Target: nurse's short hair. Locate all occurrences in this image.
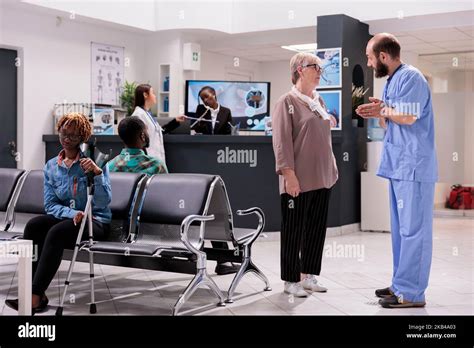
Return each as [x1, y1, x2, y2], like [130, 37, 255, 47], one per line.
[290, 52, 321, 85]
[371, 33, 401, 59]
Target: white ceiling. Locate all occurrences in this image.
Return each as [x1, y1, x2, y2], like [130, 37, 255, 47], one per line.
[6, 0, 474, 70]
[197, 25, 474, 70]
[16, 0, 474, 34]
[195, 26, 317, 62]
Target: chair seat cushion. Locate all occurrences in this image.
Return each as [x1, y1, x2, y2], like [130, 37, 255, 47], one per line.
[89, 240, 191, 257]
[89, 242, 159, 256]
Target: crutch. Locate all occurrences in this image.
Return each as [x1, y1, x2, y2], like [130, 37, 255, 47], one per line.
[56, 171, 97, 316]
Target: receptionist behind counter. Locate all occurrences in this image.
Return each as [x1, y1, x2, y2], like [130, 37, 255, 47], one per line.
[191, 86, 233, 135]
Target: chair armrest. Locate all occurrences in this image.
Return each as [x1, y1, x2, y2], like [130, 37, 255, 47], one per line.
[180, 214, 215, 254]
[127, 175, 148, 242]
[236, 207, 265, 245]
[5, 170, 29, 229]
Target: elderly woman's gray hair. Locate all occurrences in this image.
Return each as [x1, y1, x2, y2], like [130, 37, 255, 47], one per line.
[290, 52, 320, 85]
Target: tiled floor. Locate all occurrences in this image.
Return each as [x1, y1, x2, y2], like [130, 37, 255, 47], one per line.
[0, 217, 472, 316]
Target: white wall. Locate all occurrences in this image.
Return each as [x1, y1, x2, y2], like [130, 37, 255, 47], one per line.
[260, 60, 292, 113]
[143, 32, 182, 117]
[464, 71, 474, 185]
[192, 49, 262, 81]
[0, 5, 147, 170]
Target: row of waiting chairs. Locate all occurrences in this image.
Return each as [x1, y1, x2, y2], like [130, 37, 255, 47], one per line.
[0, 168, 271, 315]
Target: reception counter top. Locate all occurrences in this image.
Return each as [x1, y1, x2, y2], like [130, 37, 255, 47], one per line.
[43, 134, 359, 231]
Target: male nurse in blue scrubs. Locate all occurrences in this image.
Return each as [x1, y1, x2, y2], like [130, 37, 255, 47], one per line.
[356, 33, 438, 308]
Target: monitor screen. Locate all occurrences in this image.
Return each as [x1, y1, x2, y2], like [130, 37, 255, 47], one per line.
[185, 80, 271, 131]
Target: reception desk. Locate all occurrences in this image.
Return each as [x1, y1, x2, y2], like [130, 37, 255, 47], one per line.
[43, 134, 361, 231]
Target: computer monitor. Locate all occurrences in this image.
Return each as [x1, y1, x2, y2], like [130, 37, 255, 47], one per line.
[185, 80, 271, 131]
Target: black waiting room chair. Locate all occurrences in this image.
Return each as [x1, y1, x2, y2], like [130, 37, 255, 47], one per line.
[201, 175, 271, 303]
[86, 173, 225, 315]
[85, 173, 271, 315]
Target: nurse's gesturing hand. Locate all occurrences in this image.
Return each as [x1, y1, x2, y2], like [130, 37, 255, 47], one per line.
[356, 97, 384, 118]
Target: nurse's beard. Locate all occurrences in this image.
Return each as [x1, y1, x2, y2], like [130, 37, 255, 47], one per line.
[375, 59, 389, 78]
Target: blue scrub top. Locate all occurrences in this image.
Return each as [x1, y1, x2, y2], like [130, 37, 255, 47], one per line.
[377, 64, 438, 183]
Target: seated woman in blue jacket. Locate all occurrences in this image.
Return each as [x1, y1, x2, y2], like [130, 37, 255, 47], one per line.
[5, 113, 112, 314]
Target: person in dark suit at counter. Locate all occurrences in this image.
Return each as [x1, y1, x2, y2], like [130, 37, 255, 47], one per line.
[191, 86, 233, 135]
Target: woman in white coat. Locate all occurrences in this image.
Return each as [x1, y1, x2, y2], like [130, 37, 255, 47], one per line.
[131, 84, 185, 165]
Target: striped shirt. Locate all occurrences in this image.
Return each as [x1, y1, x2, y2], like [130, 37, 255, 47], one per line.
[108, 148, 168, 175]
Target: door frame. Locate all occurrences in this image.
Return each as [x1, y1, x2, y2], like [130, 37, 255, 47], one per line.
[0, 44, 24, 169]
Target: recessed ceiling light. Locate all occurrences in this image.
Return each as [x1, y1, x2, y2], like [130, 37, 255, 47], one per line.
[281, 43, 317, 53]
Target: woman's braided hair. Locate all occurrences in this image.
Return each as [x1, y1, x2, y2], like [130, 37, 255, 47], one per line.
[56, 112, 92, 142]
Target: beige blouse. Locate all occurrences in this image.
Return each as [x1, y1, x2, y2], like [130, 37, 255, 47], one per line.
[272, 92, 338, 195]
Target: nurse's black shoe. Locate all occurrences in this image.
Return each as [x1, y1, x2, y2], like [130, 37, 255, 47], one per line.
[375, 287, 394, 298]
[379, 294, 426, 308]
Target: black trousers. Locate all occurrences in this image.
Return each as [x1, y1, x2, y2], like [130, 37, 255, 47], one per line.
[280, 188, 331, 282]
[23, 215, 109, 296]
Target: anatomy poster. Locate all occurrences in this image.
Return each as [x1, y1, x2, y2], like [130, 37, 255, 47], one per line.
[91, 42, 124, 105]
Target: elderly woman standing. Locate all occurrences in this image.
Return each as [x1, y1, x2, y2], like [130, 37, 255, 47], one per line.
[272, 52, 338, 297]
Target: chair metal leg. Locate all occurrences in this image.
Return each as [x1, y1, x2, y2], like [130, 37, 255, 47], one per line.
[247, 260, 272, 291]
[172, 271, 202, 316]
[226, 257, 250, 303]
[201, 273, 226, 306]
[172, 269, 226, 316]
[226, 250, 272, 303]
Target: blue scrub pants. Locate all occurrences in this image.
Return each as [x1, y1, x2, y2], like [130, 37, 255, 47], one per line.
[388, 179, 435, 303]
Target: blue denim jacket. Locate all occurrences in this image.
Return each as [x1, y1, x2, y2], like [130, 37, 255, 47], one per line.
[44, 153, 112, 224]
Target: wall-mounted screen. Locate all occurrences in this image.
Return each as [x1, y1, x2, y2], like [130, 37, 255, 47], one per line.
[185, 80, 271, 131]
